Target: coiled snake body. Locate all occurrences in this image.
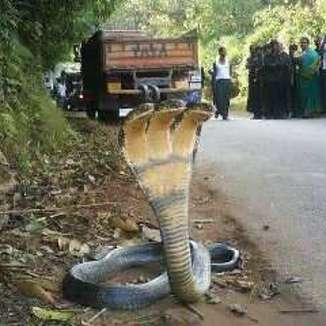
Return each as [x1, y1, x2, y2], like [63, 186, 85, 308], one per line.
[63, 101, 240, 310]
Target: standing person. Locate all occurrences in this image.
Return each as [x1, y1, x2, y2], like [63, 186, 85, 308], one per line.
[295, 37, 320, 118]
[246, 45, 263, 119]
[215, 46, 232, 120]
[314, 36, 322, 54]
[279, 43, 291, 118]
[289, 43, 299, 117]
[261, 43, 270, 118]
[263, 40, 285, 119]
[246, 45, 255, 115]
[320, 35, 326, 113]
[254, 45, 264, 119]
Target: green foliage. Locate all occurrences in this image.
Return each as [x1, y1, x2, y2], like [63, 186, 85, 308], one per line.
[0, 1, 120, 175]
[236, 0, 326, 97]
[108, 0, 264, 66]
[247, 1, 326, 47]
[108, 0, 325, 103]
[14, 0, 120, 68]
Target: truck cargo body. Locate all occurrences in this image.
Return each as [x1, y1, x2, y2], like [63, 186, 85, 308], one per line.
[81, 30, 202, 120]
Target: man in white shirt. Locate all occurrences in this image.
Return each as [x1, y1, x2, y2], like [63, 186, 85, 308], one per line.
[214, 47, 232, 120]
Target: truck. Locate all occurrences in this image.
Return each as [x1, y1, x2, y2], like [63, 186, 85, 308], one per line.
[81, 30, 203, 121]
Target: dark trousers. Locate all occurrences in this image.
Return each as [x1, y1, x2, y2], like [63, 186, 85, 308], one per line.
[264, 81, 285, 119]
[252, 82, 263, 118]
[215, 79, 231, 119]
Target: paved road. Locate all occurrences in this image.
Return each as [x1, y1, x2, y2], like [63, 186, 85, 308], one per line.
[196, 116, 326, 309]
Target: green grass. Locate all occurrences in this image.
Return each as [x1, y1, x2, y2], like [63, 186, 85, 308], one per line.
[0, 90, 73, 177]
[231, 96, 247, 112]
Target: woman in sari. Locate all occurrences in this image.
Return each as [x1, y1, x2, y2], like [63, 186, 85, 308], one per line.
[296, 37, 320, 118]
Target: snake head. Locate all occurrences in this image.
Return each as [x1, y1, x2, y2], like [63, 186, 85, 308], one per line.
[120, 101, 213, 196]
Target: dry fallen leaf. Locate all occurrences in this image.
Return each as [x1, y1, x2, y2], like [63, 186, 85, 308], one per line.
[227, 303, 247, 316]
[227, 279, 254, 292]
[205, 292, 222, 304]
[142, 225, 161, 242]
[69, 239, 90, 257]
[57, 237, 90, 257]
[14, 279, 57, 305]
[111, 217, 139, 233]
[163, 308, 202, 326]
[58, 236, 70, 251]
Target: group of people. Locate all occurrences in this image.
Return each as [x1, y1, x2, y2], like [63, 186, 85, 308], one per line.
[246, 36, 326, 119]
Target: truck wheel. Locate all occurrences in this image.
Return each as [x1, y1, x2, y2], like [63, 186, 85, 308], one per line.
[86, 104, 96, 119]
[148, 85, 160, 102]
[98, 96, 120, 123]
[98, 110, 119, 123]
[86, 106, 96, 119]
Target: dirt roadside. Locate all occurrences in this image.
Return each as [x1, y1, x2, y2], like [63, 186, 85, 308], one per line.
[0, 114, 324, 326]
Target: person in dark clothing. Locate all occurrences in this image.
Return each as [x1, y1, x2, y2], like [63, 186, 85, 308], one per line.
[261, 43, 270, 118]
[263, 40, 286, 119]
[315, 35, 326, 113]
[246, 45, 264, 119]
[314, 36, 322, 54]
[246, 45, 255, 115]
[279, 44, 291, 118]
[289, 43, 299, 117]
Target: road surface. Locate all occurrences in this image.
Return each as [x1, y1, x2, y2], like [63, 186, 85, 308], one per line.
[196, 116, 326, 310]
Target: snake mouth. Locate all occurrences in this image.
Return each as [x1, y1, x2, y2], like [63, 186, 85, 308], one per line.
[120, 100, 214, 302]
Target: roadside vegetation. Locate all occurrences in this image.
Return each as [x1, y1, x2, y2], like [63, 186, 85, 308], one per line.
[0, 1, 119, 175]
[109, 0, 326, 95]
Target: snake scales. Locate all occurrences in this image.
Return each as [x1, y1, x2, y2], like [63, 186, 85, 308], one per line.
[63, 101, 240, 310]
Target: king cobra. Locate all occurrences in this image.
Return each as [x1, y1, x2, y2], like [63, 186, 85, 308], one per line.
[63, 101, 240, 310]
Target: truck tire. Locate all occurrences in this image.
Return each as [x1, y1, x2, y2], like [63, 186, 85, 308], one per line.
[148, 84, 161, 102]
[98, 109, 119, 123]
[97, 96, 120, 123]
[86, 105, 96, 119]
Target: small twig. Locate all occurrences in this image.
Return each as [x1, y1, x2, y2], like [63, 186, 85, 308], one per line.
[279, 308, 319, 314]
[81, 308, 107, 325]
[93, 234, 112, 241]
[247, 315, 259, 323]
[24, 271, 42, 278]
[132, 313, 162, 325]
[76, 202, 117, 209]
[0, 208, 58, 215]
[49, 212, 66, 219]
[0, 263, 27, 270]
[0, 201, 118, 215]
[193, 219, 214, 224]
[134, 318, 161, 326]
[183, 303, 204, 320]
